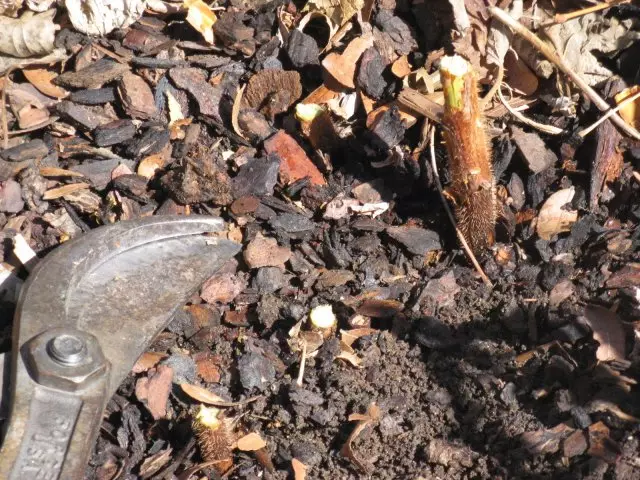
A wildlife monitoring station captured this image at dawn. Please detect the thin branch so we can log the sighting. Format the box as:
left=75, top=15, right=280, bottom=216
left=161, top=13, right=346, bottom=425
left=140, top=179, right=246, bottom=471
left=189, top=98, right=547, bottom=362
left=429, top=126, right=493, bottom=288
left=578, top=88, right=640, bottom=138
left=295, top=339, right=307, bottom=387
left=498, top=87, right=564, bottom=135
left=548, top=0, right=630, bottom=25
left=489, top=6, right=640, bottom=141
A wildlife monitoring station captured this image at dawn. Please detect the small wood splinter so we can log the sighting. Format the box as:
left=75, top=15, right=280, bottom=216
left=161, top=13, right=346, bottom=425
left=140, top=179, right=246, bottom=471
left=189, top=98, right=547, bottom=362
left=439, top=55, right=496, bottom=254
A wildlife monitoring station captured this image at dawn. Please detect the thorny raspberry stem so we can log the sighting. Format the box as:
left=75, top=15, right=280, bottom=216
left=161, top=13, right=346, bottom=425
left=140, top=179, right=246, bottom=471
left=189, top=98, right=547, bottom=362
left=440, top=55, right=496, bottom=254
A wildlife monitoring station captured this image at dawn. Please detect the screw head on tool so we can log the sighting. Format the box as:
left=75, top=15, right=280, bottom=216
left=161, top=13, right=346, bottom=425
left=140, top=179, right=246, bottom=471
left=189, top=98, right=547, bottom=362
left=47, top=334, right=88, bottom=366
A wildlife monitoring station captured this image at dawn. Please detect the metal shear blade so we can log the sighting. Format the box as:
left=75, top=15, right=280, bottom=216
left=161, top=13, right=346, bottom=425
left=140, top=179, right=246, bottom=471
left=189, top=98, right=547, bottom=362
left=0, top=215, right=240, bottom=480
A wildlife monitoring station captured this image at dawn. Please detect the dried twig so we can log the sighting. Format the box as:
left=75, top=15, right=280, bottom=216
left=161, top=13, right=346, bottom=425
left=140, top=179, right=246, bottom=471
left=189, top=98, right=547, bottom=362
left=546, top=0, right=630, bottom=26
left=295, top=339, right=307, bottom=387
left=479, top=64, right=504, bottom=110
left=489, top=6, right=640, bottom=141
left=498, top=87, right=564, bottom=135
left=429, top=126, right=493, bottom=287
left=1, top=66, right=19, bottom=149
left=578, top=89, right=640, bottom=138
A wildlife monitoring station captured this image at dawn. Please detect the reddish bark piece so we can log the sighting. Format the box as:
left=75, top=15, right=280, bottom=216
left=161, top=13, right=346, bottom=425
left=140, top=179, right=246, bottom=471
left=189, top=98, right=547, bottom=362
left=194, top=352, right=222, bottom=383
left=118, top=71, right=158, bottom=120
left=244, top=232, right=291, bottom=269
left=322, top=35, right=373, bottom=89
left=200, top=272, right=246, bottom=304
left=134, top=364, right=174, bottom=420
left=587, top=421, right=620, bottom=464
left=562, top=430, right=588, bottom=458
left=605, top=263, right=640, bottom=289
left=264, top=130, right=325, bottom=186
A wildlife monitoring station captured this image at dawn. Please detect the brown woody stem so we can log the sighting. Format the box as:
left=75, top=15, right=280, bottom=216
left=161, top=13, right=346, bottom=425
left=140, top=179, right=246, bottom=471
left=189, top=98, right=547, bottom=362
left=440, top=55, right=496, bottom=254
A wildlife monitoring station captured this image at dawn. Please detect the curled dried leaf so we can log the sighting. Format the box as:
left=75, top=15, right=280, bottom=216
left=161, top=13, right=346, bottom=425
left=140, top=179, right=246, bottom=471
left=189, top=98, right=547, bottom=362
left=181, top=383, right=261, bottom=407
left=340, top=402, right=381, bottom=473
left=0, top=10, right=58, bottom=58
left=42, top=183, right=91, bottom=200
left=291, top=458, right=308, bottom=480
left=184, top=0, right=217, bottom=44
left=536, top=187, right=578, bottom=240
left=583, top=305, right=626, bottom=362
left=65, top=0, right=146, bottom=36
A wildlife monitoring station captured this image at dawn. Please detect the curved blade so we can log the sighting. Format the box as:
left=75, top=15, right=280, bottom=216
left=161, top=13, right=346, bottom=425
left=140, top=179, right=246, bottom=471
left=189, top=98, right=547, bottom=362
left=0, top=215, right=240, bottom=480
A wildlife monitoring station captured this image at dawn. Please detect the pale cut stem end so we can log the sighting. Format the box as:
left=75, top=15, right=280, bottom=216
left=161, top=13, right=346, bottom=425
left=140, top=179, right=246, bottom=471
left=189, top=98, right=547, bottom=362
left=440, top=55, right=471, bottom=111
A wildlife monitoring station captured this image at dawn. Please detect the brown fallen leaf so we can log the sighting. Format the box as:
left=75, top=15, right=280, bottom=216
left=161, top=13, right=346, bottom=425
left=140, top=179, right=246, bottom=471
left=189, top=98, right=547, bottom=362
left=322, top=35, right=373, bottom=89
left=181, top=383, right=261, bottom=407
left=583, top=305, right=626, bottom=362
left=291, top=458, right=308, bottom=480
left=236, top=432, right=267, bottom=451
left=23, top=68, right=68, bottom=99
left=42, top=183, right=91, bottom=200
left=132, top=351, right=168, bottom=374
left=340, top=402, right=381, bottom=473
left=536, top=187, right=578, bottom=240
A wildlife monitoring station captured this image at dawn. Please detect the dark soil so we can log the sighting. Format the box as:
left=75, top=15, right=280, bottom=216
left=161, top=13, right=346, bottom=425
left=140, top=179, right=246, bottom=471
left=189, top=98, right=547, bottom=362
left=1, top=1, right=640, bottom=479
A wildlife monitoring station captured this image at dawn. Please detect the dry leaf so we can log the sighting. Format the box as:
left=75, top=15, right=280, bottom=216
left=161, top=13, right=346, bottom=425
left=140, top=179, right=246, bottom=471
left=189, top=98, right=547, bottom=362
left=340, top=403, right=381, bottom=473
left=0, top=10, right=57, bottom=58
left=184, top=0, right=217, bottom=44
left=615, top=85, right=640, bottom=130
left=0, top=0, right=22, bottom=16
left=23, top=68, right=68, bottom=99
left=231, top=84, right=247, bottom=139
left=340, top=328, right=378, bottom=347
left=139, top=448, right=173, bottom=478
left=305, top=0, right=364, bottom=27
left=336, top=341, right=362, bottom=368
left=132, top=351, right=168, bottom=374
left=391, top=55, right=412, bottom=78
left=181, top=383, right=261, bottom=407
left=39, top=167, right=85, bottom=178
left=583, top=305, right=626, bottom=362
left=65, top=0, right=146, bottom=36
left=536, top=187, right=578, bottom=240
left=291, top=458, right=307, bottom=480
left=322, top=35, right=373, bottom=89
left=540, top=9, right=640, bottom=86
left=42, top=183, right=91, bottom=200
left=236, top=432, right=267, bottom=451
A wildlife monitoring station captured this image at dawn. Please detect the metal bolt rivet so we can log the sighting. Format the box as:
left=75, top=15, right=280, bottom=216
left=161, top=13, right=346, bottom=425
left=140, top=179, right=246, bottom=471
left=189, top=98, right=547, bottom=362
left=47, top=334, right=88, bottom=366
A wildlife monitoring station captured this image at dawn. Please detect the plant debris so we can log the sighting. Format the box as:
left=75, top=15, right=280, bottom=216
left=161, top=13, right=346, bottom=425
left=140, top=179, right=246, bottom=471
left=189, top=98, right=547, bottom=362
left=2, top=1, right=640, bottom=479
